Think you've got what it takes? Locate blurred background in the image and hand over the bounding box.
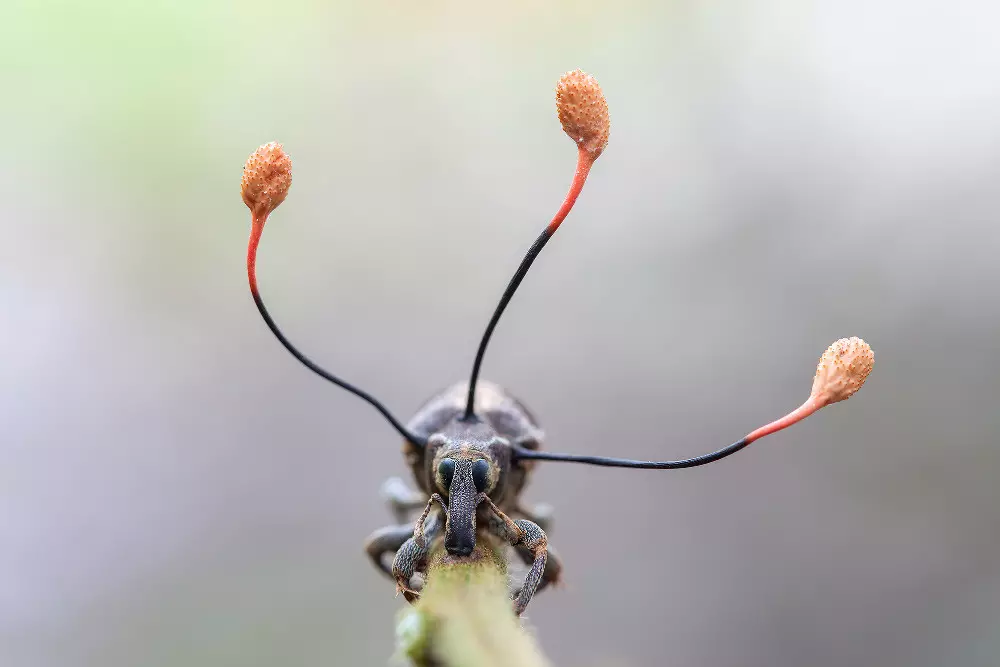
[3,0,1000,665]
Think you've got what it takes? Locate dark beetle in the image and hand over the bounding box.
[240,71,874,616]
[371,381,555,615]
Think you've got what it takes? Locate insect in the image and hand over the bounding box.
[240,70,875,616]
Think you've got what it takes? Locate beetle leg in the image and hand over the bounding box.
[512,542,563,598]
[391,536,428,603]
[392,494,446,602]
[364,524,413,578]
[380,476,428,524]
[480,495,548,616]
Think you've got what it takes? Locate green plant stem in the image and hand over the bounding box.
[394,543,552,667]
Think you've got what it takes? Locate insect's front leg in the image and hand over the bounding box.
[392,494,446,603]
[513,542,562,598]
[480,495,549,616]
[365,477,432,580]
[364,524,414,578]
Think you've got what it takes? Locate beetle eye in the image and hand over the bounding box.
[472,459,490,493]
[438,458,456,490]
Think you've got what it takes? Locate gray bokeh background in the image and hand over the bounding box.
[4,1,1000,665]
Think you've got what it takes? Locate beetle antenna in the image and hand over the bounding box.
[464,70,611,420]
[242,142,425,447]
[513,338,874,469]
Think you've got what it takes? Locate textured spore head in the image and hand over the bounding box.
[810,337,874,406]
[241,142,292,219]
[556,69,610,158]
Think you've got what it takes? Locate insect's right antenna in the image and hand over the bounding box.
[463,70,611,420]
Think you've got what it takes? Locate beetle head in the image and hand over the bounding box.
[426,419,509,556]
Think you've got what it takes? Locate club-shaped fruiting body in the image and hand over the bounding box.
[242,142,292,220]
[811,337,875,406]
[556,69,610,158]
[241,70,876,617]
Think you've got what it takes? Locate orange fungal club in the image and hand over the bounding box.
[555,69,611,159]
[810,337,875,407]
[241,142,292,221]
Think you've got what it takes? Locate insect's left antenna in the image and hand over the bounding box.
[242,142,425,447]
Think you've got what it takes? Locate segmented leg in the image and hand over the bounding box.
[364,477,431,580]
[513,542,563,597]
[480,495,548,616]
[513,501,558,594]
[380,476,428,524]
[364,524,414,578]
[392,494,446,602]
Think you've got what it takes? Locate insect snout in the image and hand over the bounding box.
[439,456,492,557]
